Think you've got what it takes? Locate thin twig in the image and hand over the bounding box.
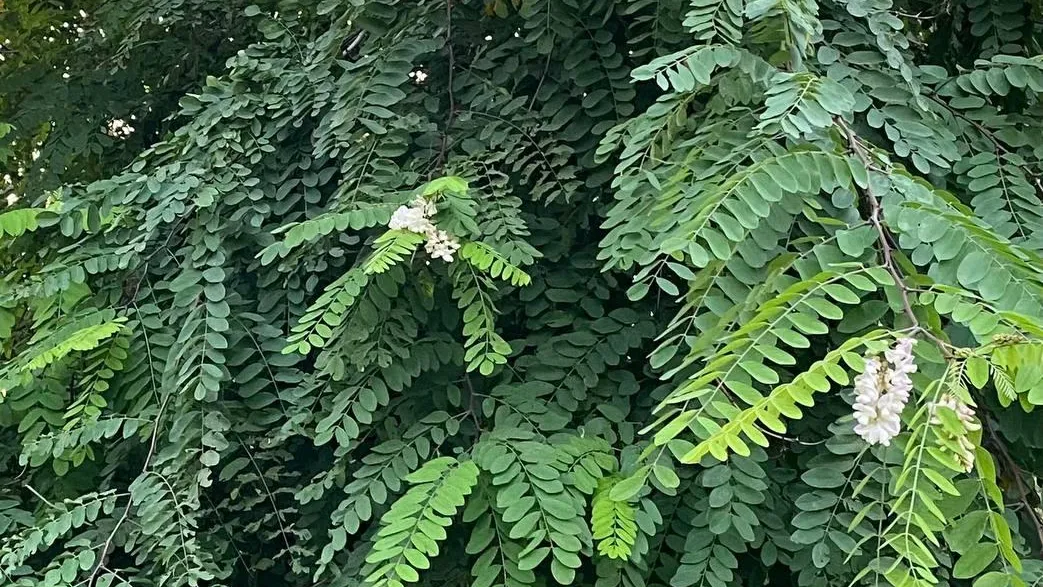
[894,10,940,21]
[128,216,189,304]
[234,432,295,559]
[84,390,173,585]
[837,118,952,356]
[464,375,482,433]
[344,32,365,56]
[24,484,58,509]
[100,565,136,586]
[434,0,456,174]
[760,428,827,446]
[927,94,1043,204]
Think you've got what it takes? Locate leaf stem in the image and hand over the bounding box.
[23,484,58,509]
[84,388,173,586]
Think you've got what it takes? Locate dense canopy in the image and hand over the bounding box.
[1,1,1043,587]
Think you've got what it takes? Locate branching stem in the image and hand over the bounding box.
[837,118,952,356]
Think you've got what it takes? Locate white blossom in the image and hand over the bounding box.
[388,205,434,234]
[853,358,902,446]
[5,193,18,207]
[929,394,979,430]
[410,196,437,218]
[106,118,135,138]
[424,229,460,262]
[884,338,916,405]
[852,338,918,446]
[387,196,459,263]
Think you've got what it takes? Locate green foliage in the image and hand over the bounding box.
[364,231,428,275]
[471,430,594,585]
[363,456,480,587]
[0,208,45,239]
[592,477,638,560]
[3,2,1043,587]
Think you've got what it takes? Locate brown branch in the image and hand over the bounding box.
[434,0,456,174]
[927,94,1010,154]
[836,118,952,356]
[983,417,1043,556]
[234,433,295,558]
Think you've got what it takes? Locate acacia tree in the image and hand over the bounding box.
[2,1,1043,586]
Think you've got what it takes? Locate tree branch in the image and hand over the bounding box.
[24,484,58,509]
[836,118,952,356]
[983,417,1043,556]
[434,0,456,174]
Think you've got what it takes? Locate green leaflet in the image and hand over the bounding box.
[472,432,585,585]
[363,457,480,587]
[647,267,889,455]
[681,329,891,464]
[21,319,128,374]
[0,208,45,239]
[258,204,397,264]
[591,477,638,560]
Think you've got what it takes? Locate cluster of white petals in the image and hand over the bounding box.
[929,394,978,429]
[929,393,980,472]
[853,338,917,446]
[853,358,901,445]
[389,205,434,234]
[106,118,135,139]
[387,196,460,263]
[884,338,916,405]
[425,229,461,262]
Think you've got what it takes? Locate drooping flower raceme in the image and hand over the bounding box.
[387,196,460,263]
[929,394,978,429]
[852,338,917,446]
[853,358,902,446]
[884,338,916,405]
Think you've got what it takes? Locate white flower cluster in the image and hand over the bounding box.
[425,229,460,262]
[1,173,16,207]
[388,204,432,234]
[106,118,135,139]
[929,393,980,472]
[388,197,460,263]
[853,338,917,446]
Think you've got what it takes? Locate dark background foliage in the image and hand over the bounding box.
[1,2,1042,587]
